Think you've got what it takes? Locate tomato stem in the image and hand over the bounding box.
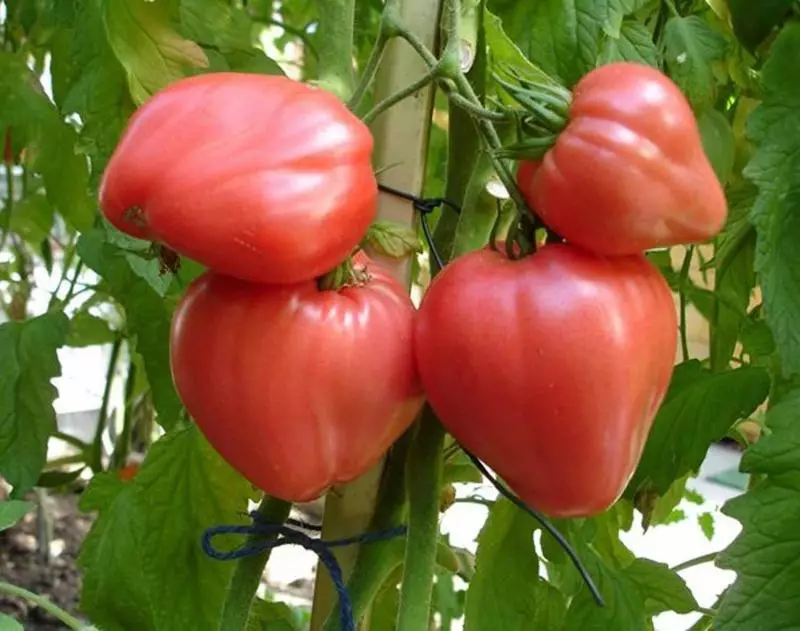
[316,0,357,100]
[317,257,368,291]
[321,429,414,631]
[395,408,445,630]
[0,150,14,252]
[670,550,719,573]
[218,497,292,630]
[348,29,390,114]
[90,336,122,473]
[678,246,694,361]
[0,580,88,630]
[362,64,443,124]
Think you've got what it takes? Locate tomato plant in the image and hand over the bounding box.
[170,254,423,502]
[100,73,378,285]
[2,1,800,631]
[516,62,728,256]
[415,243,677,517]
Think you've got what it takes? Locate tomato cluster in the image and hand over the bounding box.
[415,62,726,517]
[101,62,725,518]
[101,73,423,502]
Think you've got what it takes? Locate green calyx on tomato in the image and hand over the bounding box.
[99,72,378,286]
[512,62,728,256]
[414,242,677,518]
[170,251,424,503]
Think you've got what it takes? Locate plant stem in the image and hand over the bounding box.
[0,159,14,252]
[47,235,77,310]
[349,30,390,113]
[679,246,694,362]
[62,260,84,308]
[671,551,719,573]
[395,408,445,630]
[90,336,122,473]
[322,428,414,631]
[449,92,510,121]
[663,0,681,17]
[218,497,292,631]
[0,581,87,630]
[316,0,356,100]
[53,431,90,452]
[110,358,137,470]
[363,65,442,124]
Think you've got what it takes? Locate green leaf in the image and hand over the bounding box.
[67,312,117,348]
[0,499,33,531]
[104,0,208,105]
[743,22,800,377]
[626,361,770,498]
[363,221,421,259]
[698,108,736,185]
[36,467,86,489]
[597,20,658,67]
[246,599,300,631]
[0,312,69,495]
[684,487,705,505]
[625,558,699,615]
[8,192,55,246]
[0,614,23,631]
[728,0,791,52]
[562,553,646,630]
[740,320,776,360]
[370,567,402,631]
[179,0,283,76]
[710,186,757,371]
[0,53,93,231]
[697,512,715,541]
[663,16,728,111]
[464,498,567,630]
[53,3,134,175]
[716,389,800,629]
[639,474,689,528]
[483,10,561,87]
[490,0,652,87]
[77,228,182,430]
[78,425,257,631]
[433,568,465,628]
[443,450,482,484]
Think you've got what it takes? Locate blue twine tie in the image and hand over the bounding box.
[202,512,407,631]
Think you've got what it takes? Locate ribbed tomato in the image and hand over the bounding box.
[100,73,377,285]
[415,244,677,518]
[517,62,727,255]
[169,254,423,502]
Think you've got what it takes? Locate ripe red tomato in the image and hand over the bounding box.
[415,244,677,518]
[100,73,377,285]
[170,254,423,502]
[517,62,727,255]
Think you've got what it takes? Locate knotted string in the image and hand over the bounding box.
[378,183,605,607]
[377,183,460,271]
[202,512,406,631]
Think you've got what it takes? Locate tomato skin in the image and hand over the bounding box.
[517,62,727,255]
[415,244,677,518]
[169,254,423,502]
[100,73,377,284]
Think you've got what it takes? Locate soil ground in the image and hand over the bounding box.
[1,493,90,630]
[0,492,320,630]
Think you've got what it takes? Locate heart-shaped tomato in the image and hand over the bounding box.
[170,254,423,502]
[414,243,677,518]
[100,73,377,285]
[517,62,727,255]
